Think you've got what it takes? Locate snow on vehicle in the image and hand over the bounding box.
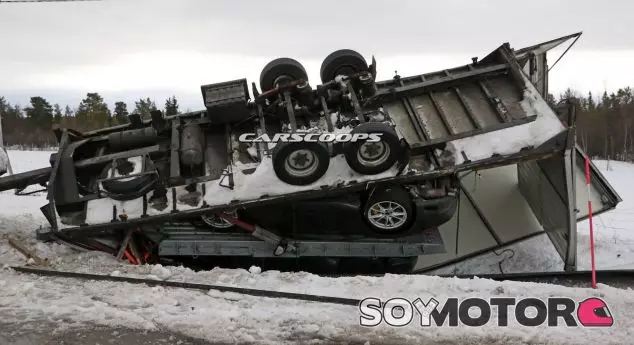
[0,32,621,272]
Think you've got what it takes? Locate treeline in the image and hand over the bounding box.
[554,87,634,162]
[1,88,634,162]
[0,93,181,147]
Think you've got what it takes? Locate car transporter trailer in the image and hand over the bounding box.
[0,32,622,273]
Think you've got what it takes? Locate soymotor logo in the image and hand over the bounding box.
[359,297,613,327]
[238,132,382,143]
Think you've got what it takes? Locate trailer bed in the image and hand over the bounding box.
[4,43,567,241]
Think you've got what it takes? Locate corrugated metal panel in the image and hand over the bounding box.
[517,157,570,262]
[375,45,537,151]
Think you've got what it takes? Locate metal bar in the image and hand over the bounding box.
[115,228,134,260]
[428,92,456,136]
[444,70,483,130]
[40,132,568,240]
[170,119,180,179]
[372,64,508,102]
[46,131,69,202]
[563,102,577,271]
[283,91,297,131]
[319,96,334,132]
[397,77,431,142]
[74,145,161,168]
[457,177,502,245]
[346,81,366,123]
[11,266,362,307]
[256,105,270,156]
[0,167,51,193]
[467,64,511,122]
[409,115,537,153]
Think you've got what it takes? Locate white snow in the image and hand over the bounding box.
[1,153,633,344]
[0,147,8,175]
[79,154,400,226]
[448,74,566,165]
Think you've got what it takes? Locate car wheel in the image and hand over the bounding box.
[363,186,414,234]
[344,122,402,175]
[272,141,330,186]
[201,210,237,229]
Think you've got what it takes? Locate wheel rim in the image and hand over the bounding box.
[367,201,407,230]
[357,141,390,167]
[284,149,319,177]
[202,211,236,229]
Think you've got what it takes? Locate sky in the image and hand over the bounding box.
[0,0,633,112]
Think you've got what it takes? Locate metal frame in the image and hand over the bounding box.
[35,129,570,240]
[158,230,445,258]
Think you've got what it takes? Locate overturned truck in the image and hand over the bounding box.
[0,32,621,272]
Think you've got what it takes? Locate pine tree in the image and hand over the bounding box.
[64,105,73,117]
[587,91,595,111]
[76,93,111,130]
[113,101,129,124]
[24,97,53,131]
[134,97,157,120]
[53,104,63,124]
[164,96,179,116]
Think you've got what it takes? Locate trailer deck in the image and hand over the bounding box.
[2,32,619,269]
[4,42,561,238]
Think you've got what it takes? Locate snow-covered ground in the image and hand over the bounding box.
[0,150,633,344]
[0,148,8,176]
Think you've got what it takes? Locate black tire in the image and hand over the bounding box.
[259,57,308,92]
[272,141,330,186]
[320,49,368,83]
[362,186,414,235]
[344,122,402,175]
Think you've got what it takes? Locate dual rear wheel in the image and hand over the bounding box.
[271,122,403,186]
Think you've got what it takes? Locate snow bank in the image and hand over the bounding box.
[1,262,634,345]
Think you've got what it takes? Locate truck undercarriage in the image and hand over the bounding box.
[0,32,619,272]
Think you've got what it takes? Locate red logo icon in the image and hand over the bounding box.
[577,298,613,327]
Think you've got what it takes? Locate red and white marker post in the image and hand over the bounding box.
[584,156,597,289]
